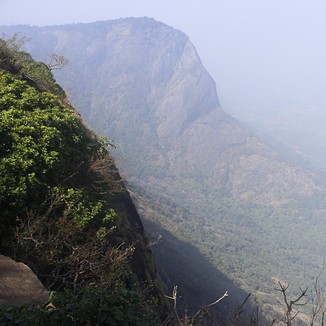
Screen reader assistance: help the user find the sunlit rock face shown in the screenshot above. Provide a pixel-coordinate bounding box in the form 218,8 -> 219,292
5,17 -> 322,205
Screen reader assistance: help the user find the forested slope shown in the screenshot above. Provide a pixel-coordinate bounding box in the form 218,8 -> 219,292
0,36 -> 168,325
3,19 -> 326,323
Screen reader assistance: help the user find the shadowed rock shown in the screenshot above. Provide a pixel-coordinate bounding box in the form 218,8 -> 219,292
0,255 -> 48,307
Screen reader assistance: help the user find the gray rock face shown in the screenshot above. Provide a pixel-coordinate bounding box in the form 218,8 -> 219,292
3,18 -> 323,205
0,255 -> 48,307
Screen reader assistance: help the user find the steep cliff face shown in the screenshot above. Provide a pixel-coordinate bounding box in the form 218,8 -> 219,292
6,18 -> 321,206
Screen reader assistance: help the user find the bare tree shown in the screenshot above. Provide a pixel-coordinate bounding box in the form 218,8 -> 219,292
46,53 -> 69,70
232,293 -> 252,326
164,286 -> 228,326
310,263 -> 326,326
275,281 -> 308,326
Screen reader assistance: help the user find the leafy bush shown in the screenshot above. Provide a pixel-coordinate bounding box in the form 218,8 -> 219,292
0,286 -> 158,326
11,187 -> 129,292
0,74 -> 91,235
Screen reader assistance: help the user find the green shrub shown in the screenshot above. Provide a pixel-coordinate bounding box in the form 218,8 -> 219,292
0,74 -> 90,235
0,286 -> 158,326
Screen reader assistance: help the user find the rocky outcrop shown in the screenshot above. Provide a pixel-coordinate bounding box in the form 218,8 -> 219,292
0,255 -> 48,307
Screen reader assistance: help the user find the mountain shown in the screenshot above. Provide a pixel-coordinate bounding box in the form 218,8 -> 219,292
5,18 -> 321,206
3,18 -> 326,322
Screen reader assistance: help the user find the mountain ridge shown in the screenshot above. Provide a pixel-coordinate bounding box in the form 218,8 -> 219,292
1,18 -> 319,204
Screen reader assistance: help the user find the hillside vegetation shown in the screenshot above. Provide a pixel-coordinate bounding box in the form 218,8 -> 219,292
0,36 -> 168,325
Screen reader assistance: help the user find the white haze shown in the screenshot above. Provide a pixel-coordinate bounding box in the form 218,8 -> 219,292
2,0 -> 326,166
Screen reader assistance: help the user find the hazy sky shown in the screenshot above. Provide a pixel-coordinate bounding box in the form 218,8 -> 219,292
1,0 -> 326,115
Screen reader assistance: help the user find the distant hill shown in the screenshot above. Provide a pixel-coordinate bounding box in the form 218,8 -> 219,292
3,18 -> 326,322
221,89 -> 326,171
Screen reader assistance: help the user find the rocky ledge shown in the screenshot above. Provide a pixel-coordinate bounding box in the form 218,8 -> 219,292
0,254 -> 48,307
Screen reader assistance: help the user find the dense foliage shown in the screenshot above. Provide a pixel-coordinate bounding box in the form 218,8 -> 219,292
0,74 -> 92,234
131,181 -> 326,323
0,286 -> 155,326
0,38 -> 166,325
